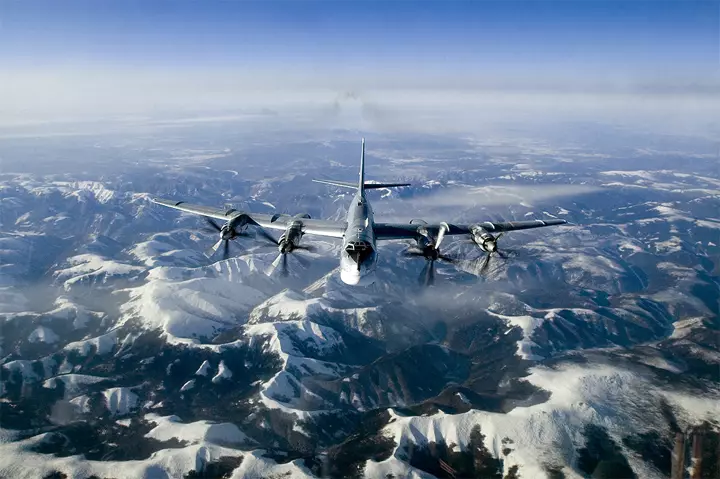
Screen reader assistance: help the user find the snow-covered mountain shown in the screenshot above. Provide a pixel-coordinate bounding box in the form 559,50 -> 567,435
1,128 -> 718,478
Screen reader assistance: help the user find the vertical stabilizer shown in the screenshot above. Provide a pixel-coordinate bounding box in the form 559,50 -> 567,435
359,138 -> 366,194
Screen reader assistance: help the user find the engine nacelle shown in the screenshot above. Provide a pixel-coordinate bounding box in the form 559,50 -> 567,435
278,220 -> 304,253
470,225 -> 497,252
221,214 -> 250,240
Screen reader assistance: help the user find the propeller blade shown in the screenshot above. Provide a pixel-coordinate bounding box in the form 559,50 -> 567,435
496,232 -> 505,241
206,218 -> 222,232
435,226 -> 446,249
256,228 -> 279,246
427,260 -> 436,286
479,253 -> 492,275
403,250 -> 425,258
205,239 -> 224,258
497,249 -> 508,260
438,254 -> 456,264
281,253 -> 289,276
293,252 -> 311,268
419,261 -> 430,286
265,253 -> 283,277
222,240 -> 231,260
418,260 -> 436,287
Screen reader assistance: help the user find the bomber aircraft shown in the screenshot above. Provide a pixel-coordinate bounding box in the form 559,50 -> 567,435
152,139 -> 566,286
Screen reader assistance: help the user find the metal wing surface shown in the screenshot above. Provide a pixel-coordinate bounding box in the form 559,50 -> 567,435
373,219 -> 567,240
151,198 -> 346,238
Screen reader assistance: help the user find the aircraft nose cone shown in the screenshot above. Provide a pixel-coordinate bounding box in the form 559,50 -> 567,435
340,270 -> 361,285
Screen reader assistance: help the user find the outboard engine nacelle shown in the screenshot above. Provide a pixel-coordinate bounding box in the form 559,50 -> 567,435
470,225 -> 498,252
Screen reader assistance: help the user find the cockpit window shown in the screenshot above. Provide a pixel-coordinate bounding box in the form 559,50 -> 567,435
345,241 -> 374,266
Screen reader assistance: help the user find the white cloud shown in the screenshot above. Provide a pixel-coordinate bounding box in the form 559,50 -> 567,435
0,66 -> 717,135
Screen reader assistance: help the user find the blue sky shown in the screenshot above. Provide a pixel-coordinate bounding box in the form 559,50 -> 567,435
2,0 -> 717,76
0,1 -> 717,124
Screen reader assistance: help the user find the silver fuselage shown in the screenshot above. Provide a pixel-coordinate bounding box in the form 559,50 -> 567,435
339,190 -> 377,285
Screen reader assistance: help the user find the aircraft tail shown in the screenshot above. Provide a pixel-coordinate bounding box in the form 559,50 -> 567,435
359,137 -> 366,193
312,138 -> 411,192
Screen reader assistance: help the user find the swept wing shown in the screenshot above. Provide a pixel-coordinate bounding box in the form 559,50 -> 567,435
151,198 -> 346,238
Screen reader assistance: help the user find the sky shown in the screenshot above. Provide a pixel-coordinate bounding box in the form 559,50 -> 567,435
0,0 -> 718,124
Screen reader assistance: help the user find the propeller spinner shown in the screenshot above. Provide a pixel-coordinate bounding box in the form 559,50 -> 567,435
469,227 -> 509,276
202,216 -> 277,261
265,221 -> 315,277
404,222 -> 456,286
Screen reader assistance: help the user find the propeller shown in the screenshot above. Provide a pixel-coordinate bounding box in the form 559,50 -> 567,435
202,218 -> 250,260
404,223 -> 456,286
268,248 -> 311,277
470,231 -> 511,276
265,225 -> 315,277
201,217 -> 278,261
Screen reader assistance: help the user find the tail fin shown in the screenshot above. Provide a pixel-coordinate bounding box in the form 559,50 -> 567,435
312,138 -> 411,191
359,138 -> 366,193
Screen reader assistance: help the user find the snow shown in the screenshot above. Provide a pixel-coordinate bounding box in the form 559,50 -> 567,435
43,374 -> 106,398
27,326 -> 59,344
488,312 -> 545,360
69,395 -> 91,413
229,450 -> 316,479
561,253 -> 624,280
195,360 -> 211,376
45,296 -> 101,329
655,237 -> 683,253
180,379 -> 196,392
2,360 -> 43,381
245,320 -> 345,358
656,262 -> 697,280
365,457 -> 439,479
600,170 -> 658,181
64,330 -> 118,356
102,387 -> 138,416
248,289 -> 328,322
618,241 -> 644,254
145,414 -> 253,446
378,362 -> 720,479
65,181 -> 117,203
0,438 -> 245,479
244,320 -> 348,416
120,273 -> 265,342
211,360 -> 233,383
695,218 -> 720,229
54,253 -> 143,290
670,317 -> 706,339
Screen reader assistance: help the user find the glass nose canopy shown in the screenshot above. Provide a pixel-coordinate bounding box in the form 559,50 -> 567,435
345,241 -> 374,267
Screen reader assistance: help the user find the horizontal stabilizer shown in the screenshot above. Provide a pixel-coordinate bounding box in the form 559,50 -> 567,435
312,179 -> 358,189
313,179 -> 411,190
363,182 -> 411,189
